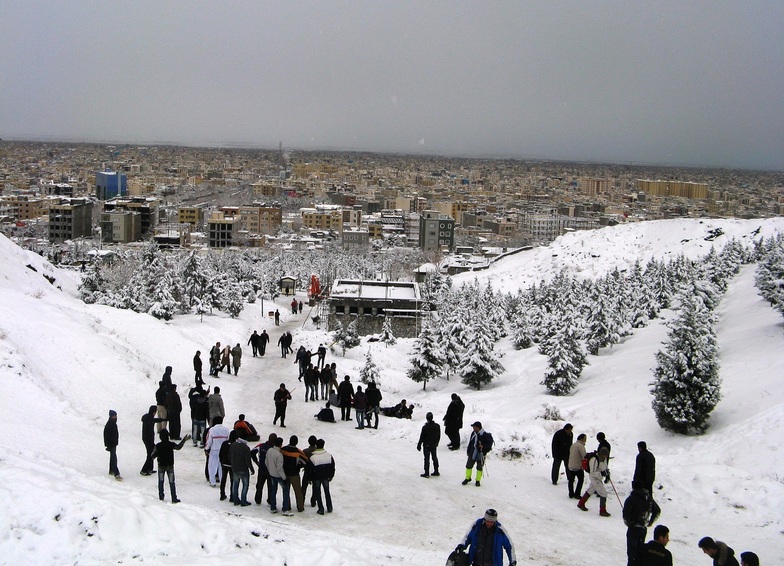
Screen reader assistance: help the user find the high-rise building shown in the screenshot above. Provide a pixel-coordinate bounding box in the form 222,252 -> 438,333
418,210 -> 454,251
48,198 -> 94,242
95,171 -> 128,200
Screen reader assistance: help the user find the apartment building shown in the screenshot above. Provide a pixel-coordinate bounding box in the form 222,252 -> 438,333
418,210 -> 455,251
636,179 -> 709,199
178,206 -> 204,226
207,213 -> 239,248
48,198 -> 94,242
301,205 -> 344,232
103,197 -> 160,235
101,210 -> 142,243
342,229 -> 370,251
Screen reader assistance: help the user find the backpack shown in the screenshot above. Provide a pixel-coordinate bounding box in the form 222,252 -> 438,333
581,451 -> 597,471
480,431 -> 494,454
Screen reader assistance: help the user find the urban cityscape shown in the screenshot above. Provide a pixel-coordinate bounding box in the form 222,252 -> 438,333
1,140 -> 782,271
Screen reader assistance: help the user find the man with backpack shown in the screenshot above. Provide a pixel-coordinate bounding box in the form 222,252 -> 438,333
454,508 -> 517,566
461,421 -> 493,487
577,446 -> 611,516
623,480 -> 662,565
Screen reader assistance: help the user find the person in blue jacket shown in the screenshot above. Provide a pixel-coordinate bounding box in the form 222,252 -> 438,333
456,508 -> 517,566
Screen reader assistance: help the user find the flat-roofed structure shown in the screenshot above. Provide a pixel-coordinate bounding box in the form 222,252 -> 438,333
327,279 -> 424,338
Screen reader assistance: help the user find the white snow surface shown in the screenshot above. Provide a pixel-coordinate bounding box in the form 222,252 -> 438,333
1,217 -> 783,565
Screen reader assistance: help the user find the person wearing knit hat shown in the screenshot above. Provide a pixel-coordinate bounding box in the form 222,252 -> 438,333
454,508 -> 517,566
103,409 -> 122,481
461,422 -> 494,487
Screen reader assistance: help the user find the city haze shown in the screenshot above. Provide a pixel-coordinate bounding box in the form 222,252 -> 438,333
1,2 -> 783,171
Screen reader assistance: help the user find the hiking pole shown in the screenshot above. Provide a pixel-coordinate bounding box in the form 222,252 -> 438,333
608,476 -> 623,508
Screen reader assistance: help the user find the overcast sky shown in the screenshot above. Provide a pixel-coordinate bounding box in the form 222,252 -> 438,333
1,1 -> 782,171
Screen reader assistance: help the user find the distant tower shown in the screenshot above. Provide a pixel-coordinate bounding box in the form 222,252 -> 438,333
279,141 -> 285,165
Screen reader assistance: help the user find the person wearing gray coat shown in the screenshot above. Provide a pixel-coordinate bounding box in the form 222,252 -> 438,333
264,437 -> 292,515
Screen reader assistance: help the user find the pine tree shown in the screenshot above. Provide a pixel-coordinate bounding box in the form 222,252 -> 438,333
541,316 -> 587,396
359,349 -> 381,384
756,238 -> 784,316
379,317 -> 397,346
78,259 -> 105,304
458,313 -> 504,390
407,314 -> 445,390
650,286 -> 721,435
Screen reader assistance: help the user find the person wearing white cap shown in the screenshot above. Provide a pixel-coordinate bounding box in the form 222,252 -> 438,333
455,508 -> 517,566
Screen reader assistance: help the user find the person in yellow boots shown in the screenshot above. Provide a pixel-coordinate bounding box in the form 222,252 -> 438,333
461,421 -> 494,487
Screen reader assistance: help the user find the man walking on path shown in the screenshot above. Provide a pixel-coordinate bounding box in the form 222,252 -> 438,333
103,409 -> 122,481
417,412 -> 441,478
248,331 -> 259,357
551,423 -> 573,485
577,446 -> 612,516
259,330 -> 269,356
273,383 -> 292,428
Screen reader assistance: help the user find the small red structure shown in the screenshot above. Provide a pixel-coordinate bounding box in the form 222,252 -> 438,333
309,275 -> 322,299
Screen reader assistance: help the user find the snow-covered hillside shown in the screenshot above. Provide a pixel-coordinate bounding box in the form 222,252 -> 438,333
1,218 -> 782,565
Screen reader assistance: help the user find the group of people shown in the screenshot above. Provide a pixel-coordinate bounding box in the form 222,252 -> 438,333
550,423 -> 760,565
203,341 -> 243,377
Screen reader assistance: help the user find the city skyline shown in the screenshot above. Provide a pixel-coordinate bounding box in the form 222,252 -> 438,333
1,2 -> 783,171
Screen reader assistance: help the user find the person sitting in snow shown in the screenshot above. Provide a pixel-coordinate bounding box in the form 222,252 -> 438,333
381,399 -> 414,419
315,402 -> 336,423
234,414 -> 260,442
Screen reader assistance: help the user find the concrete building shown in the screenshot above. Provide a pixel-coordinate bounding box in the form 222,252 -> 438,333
207,213 -> 239,248
636,179 -> 709,199
327,279 -> 424,338
103,197 -> 160,235
342,229 -> 370,251
178,206 -> 204,226
48,198 -> 94,242
301,205 -> 344,232
418,210 -> 455,251
101,210 -> 142,243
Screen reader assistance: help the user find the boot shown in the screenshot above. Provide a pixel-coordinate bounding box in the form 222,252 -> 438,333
599,506 -> 611,517
577,493 -> 590,511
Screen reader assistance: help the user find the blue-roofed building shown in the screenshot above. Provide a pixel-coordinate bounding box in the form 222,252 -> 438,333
95,171 -> 127,200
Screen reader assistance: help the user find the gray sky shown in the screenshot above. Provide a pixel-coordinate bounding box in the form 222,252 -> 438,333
1,1 -> 783,171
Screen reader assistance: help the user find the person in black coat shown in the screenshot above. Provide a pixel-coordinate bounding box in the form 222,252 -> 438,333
103,409 -> 122,480
259,330 -> 270,356
417,412 -> 441,477
337,375 -> 354,421
634,441 -> 656,495
152,429 -> 190,503
193,351 -> 203,385
443,393 -> 465,450
165,384 -> 183,440
639,525 -> 673,566
623,481 -> 661,566
141,405 -> 166,475
551,423 -> 573,485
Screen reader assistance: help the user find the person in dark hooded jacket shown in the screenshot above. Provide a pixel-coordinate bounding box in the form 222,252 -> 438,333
103,409 -> 122,481
417,412 -> 441,477
152,429 -> 190,503
141,405 -> 166,475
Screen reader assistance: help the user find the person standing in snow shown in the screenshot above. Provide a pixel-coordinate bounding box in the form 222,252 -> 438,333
365,381 -> 382,429
259,329 -> 270,356
251,433 -> 277,506
567,433 -> 587,499
298,300 -> 303,314
740,552 -> 759,566
154,381 -> 168,433
140,405 -> 166,476
265,436 -> 292,515
247,331 -> 260,357
462,421 -> 493,487
231,343 -> 242,375
208,386 -> 225,426
307,438 -> 335,515
103,409 -> 122,481
623,481 -> 661,566
273,383 -> 292,428
188,384 -> 210,447
209,342 -> 221,376
152,429 -> 190,503
230,430 -> 254,506
274,309 -> 280,326
282,435 -> 309,513
219,343 -> 231,373
204,415 -> 229,488
193,350 -> 203,385
218,430 -> 236,502
353,385 -> 367,429
443,393 -> 465,451
417,411 -> 441,477
639,525 -> 672,566
165,384 -> 182,439
634,441 -> 656,495
550,422 -> 573,485
316,343 -> 327,369
698,536 -> 740,566
278,332 -> 288,358
455,508 -> 517,566
338,375 -> 354,421
577,446 -> 612,516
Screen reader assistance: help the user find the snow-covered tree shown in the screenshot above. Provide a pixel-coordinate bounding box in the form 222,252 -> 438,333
540,316 -> 587,396
458,313 -> 504,389
407,315 -> 445,390
651,286 -> 721,435
78,260 -> 105,304
359,349 -> 381,384
756,238 -> 784,316
379,317 -> 397,346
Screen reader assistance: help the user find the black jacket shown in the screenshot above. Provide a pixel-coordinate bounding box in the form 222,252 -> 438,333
634,449 -> 656,488
103,418 -> 119,448
418,420 -> 441,448
551,427 -> 573,460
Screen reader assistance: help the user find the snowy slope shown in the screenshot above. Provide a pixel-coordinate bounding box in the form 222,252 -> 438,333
1,218 -> 783,565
